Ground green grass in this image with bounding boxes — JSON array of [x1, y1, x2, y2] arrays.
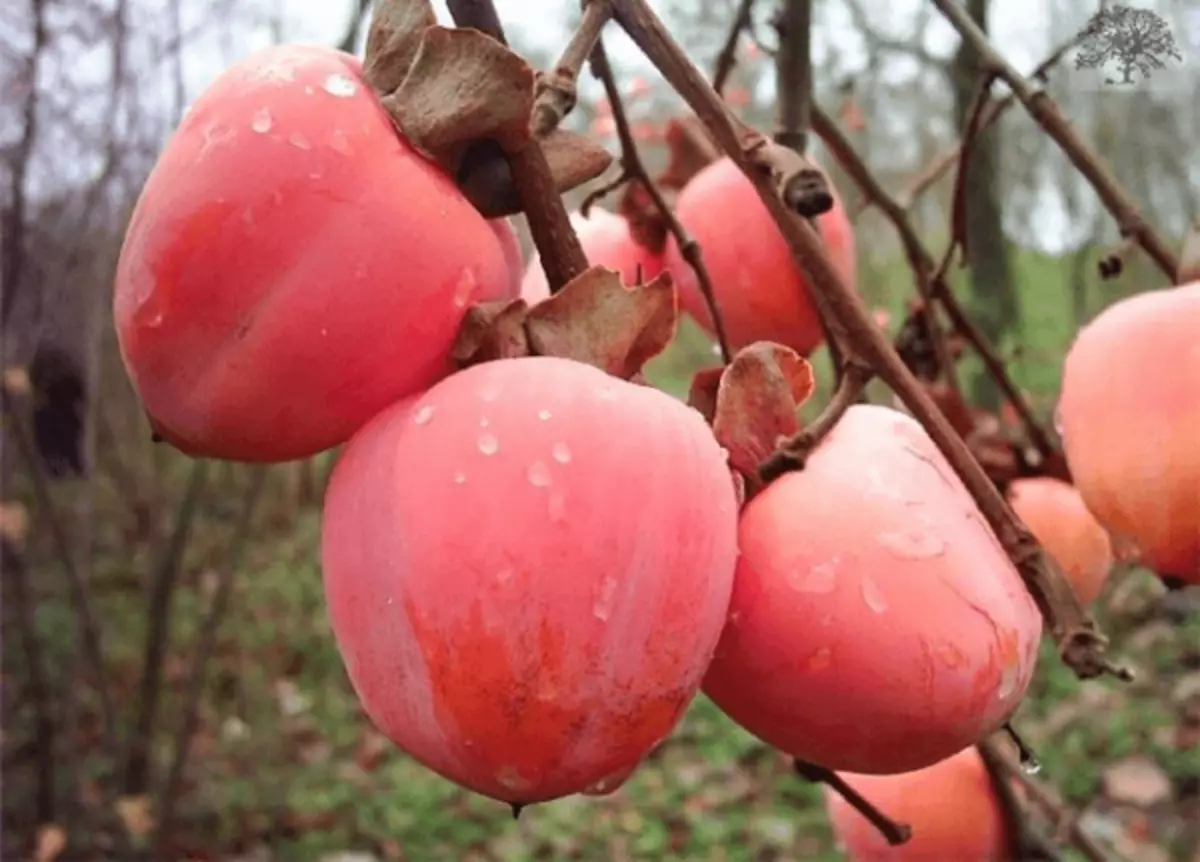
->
[[4, 243, 1195, 860]]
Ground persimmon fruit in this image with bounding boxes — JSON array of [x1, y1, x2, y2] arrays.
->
[[1058, 282, 1200, 584], [321, 356, 740, 804], [520, 208, 664, 302], [825, 746, 1011, 861], [663, 156, 857, 356], [702, 404, 1042, 774], [1006, 477, 1114, 605], [489, 217, 525, 297], [113, 44, 517, 462]]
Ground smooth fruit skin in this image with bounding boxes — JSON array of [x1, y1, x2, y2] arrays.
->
[[702, 404, 1042, 775], [825, 746, 1011, 861], [1058, 282, 1200, 584], [489, 217, 524, 297], [321, 356, 740, 804], [520, 208, 665, 302], [113, 44, 515, 462], [663, 156, 857, 356], [1007, 477, 1114, 605]]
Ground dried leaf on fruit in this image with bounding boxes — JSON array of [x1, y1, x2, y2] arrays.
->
[[709, 342, 816, 483], [452, 298, 531, 368], [687, 367, 724, 424], [525, 266, 678, 380], [659, 116, 719, 191], [361, 0, 437, 94]]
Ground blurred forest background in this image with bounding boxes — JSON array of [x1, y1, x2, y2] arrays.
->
[[2, 0, 1198, 860]]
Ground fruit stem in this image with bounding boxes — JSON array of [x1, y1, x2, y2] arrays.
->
[[758, 360, 871, 482], [793, 759, 913, 847], [532, 0, 612, 138], [977, 740, 1065, 862], [588, 40, 734, 363], [929, 0, 1179, 281], [711, 0, 757, 96], [607, 0, 1124, 682]]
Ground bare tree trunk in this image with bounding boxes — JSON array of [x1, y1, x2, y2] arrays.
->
[[951, 0, 1017, 409]]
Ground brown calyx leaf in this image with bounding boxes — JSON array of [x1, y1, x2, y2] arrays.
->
[[745, 138, 834, 218], [361, 0, 437, 94], [457, 129, 613, 218], [619, 180, 670, 255], [451, 298, 531, 368], [384, 26, 535, 174], [687, 367, 724, 424], [525, 266, 678, 380], [658, 115, 720, 191], [707, 342, 816, 494], [926, 381, 975, 439]]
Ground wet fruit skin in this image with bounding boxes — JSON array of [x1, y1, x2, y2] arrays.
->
[[320, 356, 740, 804], [1006, 477, 1114, 605], [663, 156, 857, 356], [1058, 282, 1200, 584], [702, 404, 1042, 775], [113, 44, 516, 462], [825, 746, 1011, 861], [520, 208, 665, 302]]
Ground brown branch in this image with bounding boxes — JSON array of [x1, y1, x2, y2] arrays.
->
[[760, 361, 872, 482], [608, 0, 1120, 680], [156, 467, 269, 852], [588, 40, 733, 362], [532, 0, 612, 137], [794, 759, 913, 846], [930, 0, 1178, 279], [712, 0, 757, 95], [446, 0, 589, 292], [944, 75, 996, 269]]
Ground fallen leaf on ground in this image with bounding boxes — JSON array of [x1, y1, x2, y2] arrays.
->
[[1101, 756, 1172, 807]]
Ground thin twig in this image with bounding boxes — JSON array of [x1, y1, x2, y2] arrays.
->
[[794, 760, 913, 846], [929, 0, 1178, 279], [156, 467, 269, 852], [532, 0, 612, 136], [123, 460, 210, 794], [589, 41, 733, 362], [608, 0, 1120, 681], [711, 0, 756, 95], [944, 74, 996, 269], [446, 0, 508, 45]]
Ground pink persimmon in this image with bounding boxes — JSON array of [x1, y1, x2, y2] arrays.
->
[[1058, 282, 1200, 584], [489, 217, 524, 297], [825, 746, 1011, 861], [520, 208, 664, 303], [321, 356, 739, 804], [663, 156, 857, 356], [113, 44, 517, 462], [1007, 477, 1114, 605], [702, 404, 1042, 775]]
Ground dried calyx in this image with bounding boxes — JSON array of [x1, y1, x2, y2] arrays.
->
[[360, 0, 612, 217]]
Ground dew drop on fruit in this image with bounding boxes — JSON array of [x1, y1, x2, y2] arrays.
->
[[595, 386, 619, 402], [329, 129, 352, 156], [477, 433, 499, 456], [876, 528, 946, 560], [452, 471, 467, 485], [583, 768, 629, 795], [551, 442, 572, 465], [495, 765, 532, 792], [537, 409, 552, 421], [805, 647, 833, 672], [288, 131, 311, 150], [788, 559, 840, 594], [998, 658, 1021, 700], [860, 575, 888, 614], [480, 383, 502, 403], [250, 108, 272, 134], [496, 567, 514, 584], [527, 461, 552, 488], [452, 269, 477, 309], [480, 417, 490, 428], [322, 72, 358, 97], [594, 576, 618, 621], [412, 405, 435, 426]]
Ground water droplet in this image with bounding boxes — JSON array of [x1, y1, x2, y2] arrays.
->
[[496, 567, 514, 584], [789, 559, 840, 594], [537, 409, 552, 421], [304, 85, 315, 95], [860, 576, 888, 614], [805, 647, 833, 672], [480, 383, 502, 403], [477, 433, 499, 456], [323, 72, 358, 97], [711, 342, 723, 356], [535, 676, 557, 701], [718, 446, 730, 462], [551, 442, 571, 464], [548, 491, 567, 523], [320, 327, 328, 336], [250, 108, 272, 133], [452, 269, 477, 308], [329, 129, 352, 155], [877, 529, 945, 560], [998, 659, 1021, 700], [495, 765, 531, 791], [288, 131, 311, 150], [596, 386, 619, 402], [593, 576, 617, 621], [453, 471, 467, 485], [1020, 756, 1042, 776], [936, 643, 967, 668], [583, 768, 629, 795], [527, 461, 552, 488], [412, 405, 435, 426], [480, 417, 490, 428]]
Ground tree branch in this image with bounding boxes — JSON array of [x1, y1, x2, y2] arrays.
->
[[532, 0, 612, 137], [712, 0, 757, 95], [794, 759, 913, 846]]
